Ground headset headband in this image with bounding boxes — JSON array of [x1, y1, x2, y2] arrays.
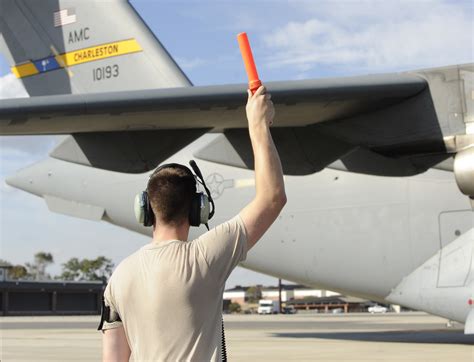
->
[[146, 163, 195, 191]]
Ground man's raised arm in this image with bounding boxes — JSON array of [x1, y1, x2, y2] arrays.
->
[[102, 327, 131, 362], [240, 86, 287, 250]]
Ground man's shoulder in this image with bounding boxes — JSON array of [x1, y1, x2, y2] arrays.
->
[[209, 215, 246, 238], [193, 215, 247, 245], [111, 248, 142, 276]]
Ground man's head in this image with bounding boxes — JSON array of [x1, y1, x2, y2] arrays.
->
[[147, 165, 196, 227]]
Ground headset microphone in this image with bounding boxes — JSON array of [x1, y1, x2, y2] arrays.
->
[[189, 160, 204, 179]]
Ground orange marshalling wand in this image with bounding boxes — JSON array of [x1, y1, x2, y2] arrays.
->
[[237, 32, 262, 94]]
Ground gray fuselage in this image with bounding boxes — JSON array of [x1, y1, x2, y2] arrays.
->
[[9, 134, 473, 326]]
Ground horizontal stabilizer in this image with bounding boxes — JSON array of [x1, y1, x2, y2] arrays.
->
[[44, 195, 104, 221]]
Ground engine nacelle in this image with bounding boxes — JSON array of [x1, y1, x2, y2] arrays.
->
[[454, 147, 474, 198]]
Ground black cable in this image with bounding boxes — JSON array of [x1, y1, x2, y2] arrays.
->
[[221, 316, 227, 361], [189, 160, 215, 219], [190, 159, 224, 358]]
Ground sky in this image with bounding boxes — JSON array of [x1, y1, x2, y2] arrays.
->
[[0, 0, 472, 288]]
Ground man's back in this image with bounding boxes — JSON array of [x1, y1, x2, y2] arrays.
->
[[101, 86, 286, 361], [102, 216, 247, 361]]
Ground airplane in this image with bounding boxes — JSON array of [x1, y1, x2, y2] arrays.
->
[[1, 0, 473, 334]]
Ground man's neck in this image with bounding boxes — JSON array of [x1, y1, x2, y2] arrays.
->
[[152, 221, 190, 244]]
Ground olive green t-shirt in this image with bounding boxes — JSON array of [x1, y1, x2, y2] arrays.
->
[[101, 215, 248, 361]]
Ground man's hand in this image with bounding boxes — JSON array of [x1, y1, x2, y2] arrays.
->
[[246, 86, 275, 128]]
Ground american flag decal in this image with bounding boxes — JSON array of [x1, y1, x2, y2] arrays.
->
[[53, 9, 76, 27]]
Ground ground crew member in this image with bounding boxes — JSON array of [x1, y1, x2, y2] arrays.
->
[[99, 86, 286, 361]]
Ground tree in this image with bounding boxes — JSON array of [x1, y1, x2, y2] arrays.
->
[[228, 302, 241, 314], [9, 265, 28, 280], [59, 256, 114, 283], [58, 258, 81, 281], [0, 259, 12, 267], [245, 285, 262, 303], [25, 252, 54, 280]]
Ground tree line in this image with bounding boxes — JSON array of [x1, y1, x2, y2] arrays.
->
[[0, 252, 114, 283]]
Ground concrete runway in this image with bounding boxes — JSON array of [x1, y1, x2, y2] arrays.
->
[[1, 312, 472, 361]]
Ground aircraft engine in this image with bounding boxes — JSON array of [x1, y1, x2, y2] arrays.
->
[[454, 146, 474, 198]]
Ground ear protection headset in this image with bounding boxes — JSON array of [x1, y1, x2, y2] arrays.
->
[[134, 160, 215, 229]]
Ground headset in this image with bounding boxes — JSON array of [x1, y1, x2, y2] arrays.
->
[[134, 160, 215, 229]]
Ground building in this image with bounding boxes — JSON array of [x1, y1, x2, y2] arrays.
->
[[0, 262, 13, 282], [0, 280, 104, 316], [287, 295, 370, 313], [223, 285, 247, 305], [223, 284, 341, 306], [261, 284, 341, 302]]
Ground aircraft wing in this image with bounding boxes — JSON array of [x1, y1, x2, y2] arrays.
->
[[0, 74, 425, 134], [1, 0, 470, 177], [0, 72, 457, 176]]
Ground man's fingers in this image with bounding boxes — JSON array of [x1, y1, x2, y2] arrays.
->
[[264, 93, 272, 101], [247, 89, 252, 100], [254, 85, 266, 96]]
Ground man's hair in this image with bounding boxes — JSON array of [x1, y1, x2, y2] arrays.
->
[[147, 166, 196, 226]]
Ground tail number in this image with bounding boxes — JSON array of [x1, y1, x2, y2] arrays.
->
[[93, 64, 119, 81]]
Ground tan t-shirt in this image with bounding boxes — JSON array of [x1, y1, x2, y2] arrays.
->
[[101, 215, 248, 361]]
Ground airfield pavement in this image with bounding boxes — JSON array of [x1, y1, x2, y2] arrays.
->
[[0, 312, 473, 361]]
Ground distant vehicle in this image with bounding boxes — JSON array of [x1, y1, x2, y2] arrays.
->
[[331, 308, 344, 314], [368, 305, 388, 314], [258, 300, 280, 315], [282, 305, 297, 314]]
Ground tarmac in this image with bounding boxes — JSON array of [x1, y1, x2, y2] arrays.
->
[[1, 312, 473, 361]]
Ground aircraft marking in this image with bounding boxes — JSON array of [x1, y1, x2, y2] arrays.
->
[[33, 57, 61, 73], [11, 62, 39, 78], [68, 28, 90, 44], [93, 64, 119, 82], [205, 173, 255, 199], [206, 173, 234, 199], [11, 39, 142, 78], [54, 9, 77, 28], [50, 45, 73, 78]]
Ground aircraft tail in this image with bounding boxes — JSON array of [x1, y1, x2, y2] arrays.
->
[[0, 0, 191, 96]]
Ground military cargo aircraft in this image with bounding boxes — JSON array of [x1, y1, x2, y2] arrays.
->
[[1, 0, 472, 333]]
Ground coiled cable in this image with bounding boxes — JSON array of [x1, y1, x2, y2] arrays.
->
[[221, 317, 227, 361]]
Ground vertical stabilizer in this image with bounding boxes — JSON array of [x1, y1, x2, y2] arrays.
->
[[0, 0, 191, 96]]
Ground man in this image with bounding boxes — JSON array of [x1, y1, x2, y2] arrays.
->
[[100, 86, 286, 361]]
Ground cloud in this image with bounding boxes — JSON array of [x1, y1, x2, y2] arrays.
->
[[0, 73, 60, 158], [175, 56, 208, 70], [263, 0, 473, 73], [0, 73, 28, 99], [0, 136, 62, 156]]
